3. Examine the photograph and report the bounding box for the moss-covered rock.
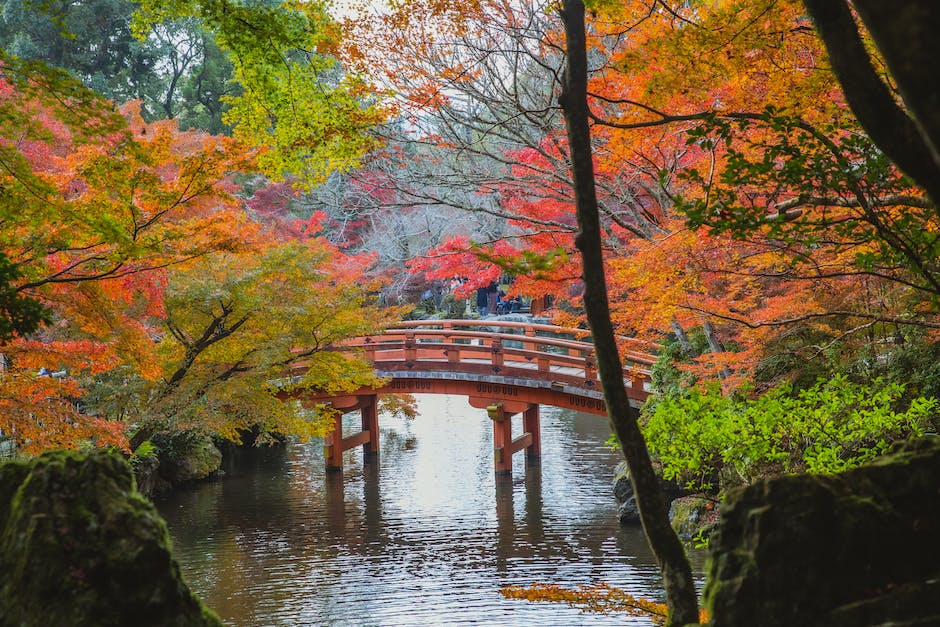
[0,449,222,627]
[703,437,940,627]
[155,432,222,484]
[668,496,718,542]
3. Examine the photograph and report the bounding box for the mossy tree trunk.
[556,1,699,625]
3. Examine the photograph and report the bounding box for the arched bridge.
[285,320,656,476]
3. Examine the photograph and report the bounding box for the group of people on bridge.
[475,282,524,317]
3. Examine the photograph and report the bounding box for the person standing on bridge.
[486,282,499,317]
[476,286,490,317]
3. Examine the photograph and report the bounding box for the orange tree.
[337,2,940,622]
[0,61,256,452]
[0,60,392,453]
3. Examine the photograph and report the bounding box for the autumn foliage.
[0,61,390,453]
[501,582,708,624]
[343,0,938,395]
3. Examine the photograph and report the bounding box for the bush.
[642,375,937,492]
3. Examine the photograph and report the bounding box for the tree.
[0,0,165,110]
[0,0,405,454]
[803,1,940,205]
[116,237,393,447]
[0,70,257,451]
[0,0,236,131]
[131,0,383,185]
[557,0,699,624]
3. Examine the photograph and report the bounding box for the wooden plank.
[341,430,371,452]
[509,432,533,455]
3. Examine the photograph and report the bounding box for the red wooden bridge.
[284,320,656,476]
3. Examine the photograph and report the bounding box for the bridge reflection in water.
[283,320,655,477]
[322,454,546,565]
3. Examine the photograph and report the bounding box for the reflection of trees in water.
[380,426,418,456]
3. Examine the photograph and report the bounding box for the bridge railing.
[337,319,656,395]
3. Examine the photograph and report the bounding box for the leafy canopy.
[132,0,383,185]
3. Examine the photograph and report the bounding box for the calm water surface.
[157,395,705,626]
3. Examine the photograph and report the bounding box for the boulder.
[0,449,221,627]
[668,496,719,542]
[155,433,222,484]
[704,437,940,627]
[132,454,170,498]
[613,464,633,503]
[613,461,689,526]
[618,496,641,525]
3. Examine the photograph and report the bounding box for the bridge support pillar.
[523,404,541,461]
[361,394,379,459]
[325,410,345,471]
[486,401,540,476]
[324,394,380,472]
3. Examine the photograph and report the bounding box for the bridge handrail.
[367,320,657,367]
[386,319,658,352]
[346,332,654,369]
[333,323,656,386]
[288,318,654,408]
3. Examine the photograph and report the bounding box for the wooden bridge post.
[487,401,540,476]
[488,403,514,475]
[491,337,504,372]
[324,410,345,471]
[361,394,379,459]
[523,404,541,462]
[323,394,380,472]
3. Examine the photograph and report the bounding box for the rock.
[132,454,170,498]
[618,496,641,525]
[0,449,221,627]
[704,437,940,627]
[155,432,222,484]
[668,496,718,541]
[613,461,690,526]
[613,462,633,503]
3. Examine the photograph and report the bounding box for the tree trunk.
[802,0,940,205]
[670,319,694,355]
[556,1,699,624]
[702,319,731,380]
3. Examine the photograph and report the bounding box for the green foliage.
[0,0,165,110]
[691,527,710,550]
[647,331,711,402]
[132,0,382,184]
[0,252,49,341]
[175,30,235,134]
[438,293,467,319]
[642,375,936,492]
[0,0,380,149]
[131,440,157,462]
[472,245,570,281]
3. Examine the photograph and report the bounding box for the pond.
[156,394,705,626]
